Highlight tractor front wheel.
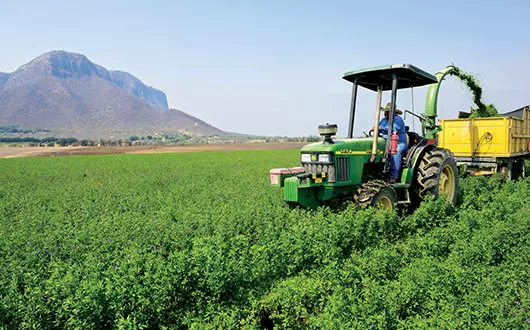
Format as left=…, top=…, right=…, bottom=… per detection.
left=354, top=180, right=397, bottom=212
left=416, top=148, right=458, bottom=204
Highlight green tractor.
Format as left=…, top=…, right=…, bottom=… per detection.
left=270, top=64, right=458, bottom=211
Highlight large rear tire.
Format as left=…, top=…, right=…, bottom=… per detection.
left=416, top=148, right=458, bottom=204
left=354, top=180, right=397, bottom=212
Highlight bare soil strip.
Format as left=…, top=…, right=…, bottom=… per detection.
left=0, top=143, right=306, bottom=159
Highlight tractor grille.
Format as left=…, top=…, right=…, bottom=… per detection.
left=302, top=163, right=335, bottom=182
left=336, top=157, right=350, bottom=182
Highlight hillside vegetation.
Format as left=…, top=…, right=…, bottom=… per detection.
left=0, top=150, right=529, bottom=329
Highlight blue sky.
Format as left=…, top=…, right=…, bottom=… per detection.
left=1, top=0, right=529, bottom=136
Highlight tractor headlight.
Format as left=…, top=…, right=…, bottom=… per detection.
left=301, top=153, right=332, bottom=163
left=318, top=154, right=331, bottom=163
left=301, top=153, right=311, bottom=163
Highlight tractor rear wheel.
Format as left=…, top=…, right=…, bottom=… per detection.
left=415, top=148, right=458, bottom=204
left=354, top=180, right=397, bottom=212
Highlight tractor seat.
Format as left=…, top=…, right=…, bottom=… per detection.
left=406, top=131, right=422, bottom=149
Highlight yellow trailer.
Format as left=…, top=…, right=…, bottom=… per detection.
left=438, top=105, right=530, bottom=179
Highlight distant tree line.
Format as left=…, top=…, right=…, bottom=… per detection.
left=0, top=137, right=59, bottom=143
left=0, top=136, right=159, bottom=147
left=0, top=137, right=140, bottom=147
left=0, top=137, right=78, bottom=146
left=0, top=134, right=324, bottom=147
left=261, top=136, right=322, bottom=143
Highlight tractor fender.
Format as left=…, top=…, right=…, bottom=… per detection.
left=405, top=143, right=436, bottom=176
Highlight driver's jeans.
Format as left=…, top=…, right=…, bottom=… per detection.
left=390, top=143, right=408, bottom=179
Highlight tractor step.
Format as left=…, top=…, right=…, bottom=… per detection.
left=392, top=183, right=411, bottom=204
left=391, top=183, right=410, bottom=189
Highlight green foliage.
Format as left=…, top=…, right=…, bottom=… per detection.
left=450, top=67, right=499, bottom=118
left=306, top=136, right=321, bottom=143
left=0, top=151, right=529, bottom=328
left=57, top=137, right=78, bottom=146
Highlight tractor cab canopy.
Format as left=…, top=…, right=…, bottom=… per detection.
left=342, top=64, right=439, bottom=175
left=342, top=64, right=438, bottom=91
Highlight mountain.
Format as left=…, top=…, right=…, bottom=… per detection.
left=109, top=70, right=168, bottom=109
left=0, top=73, right=9, bottom=88
left=0, top=50, right=225, bottom=138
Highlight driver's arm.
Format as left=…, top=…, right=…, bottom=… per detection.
left=393, top=116, right=405, bottom=133
left=378, top=120, right=388, bottom=134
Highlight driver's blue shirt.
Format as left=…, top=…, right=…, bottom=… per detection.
left=378, top=115, right=407, bottom=145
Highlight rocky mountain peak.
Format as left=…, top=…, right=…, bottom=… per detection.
left=110, top=70, right=168, bottom=109
left=18, top=50, right=98, bottom=78
left=3, top=50, right=168, bottom=109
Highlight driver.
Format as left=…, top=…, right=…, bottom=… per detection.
left=376, top=102, right=408, bottom=183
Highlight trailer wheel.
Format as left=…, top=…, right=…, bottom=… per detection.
left=512, top=159, right=526, bottom=180
left=497, top=159, right=525, bottom=180
left=416, top=148, right=458, bottom=204
left=354, top=180, right=397, bottom=212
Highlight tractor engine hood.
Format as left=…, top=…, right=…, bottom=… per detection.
left=301, top=137, right=386, bottom=155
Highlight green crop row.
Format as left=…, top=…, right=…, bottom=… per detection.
left=0, top=151, right=529, bottom=329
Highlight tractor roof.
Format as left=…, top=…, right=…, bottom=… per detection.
left=342, top=64, right=438, bottom=91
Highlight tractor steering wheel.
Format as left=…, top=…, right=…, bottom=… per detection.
left=369, top=129, right=386, bottom=138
